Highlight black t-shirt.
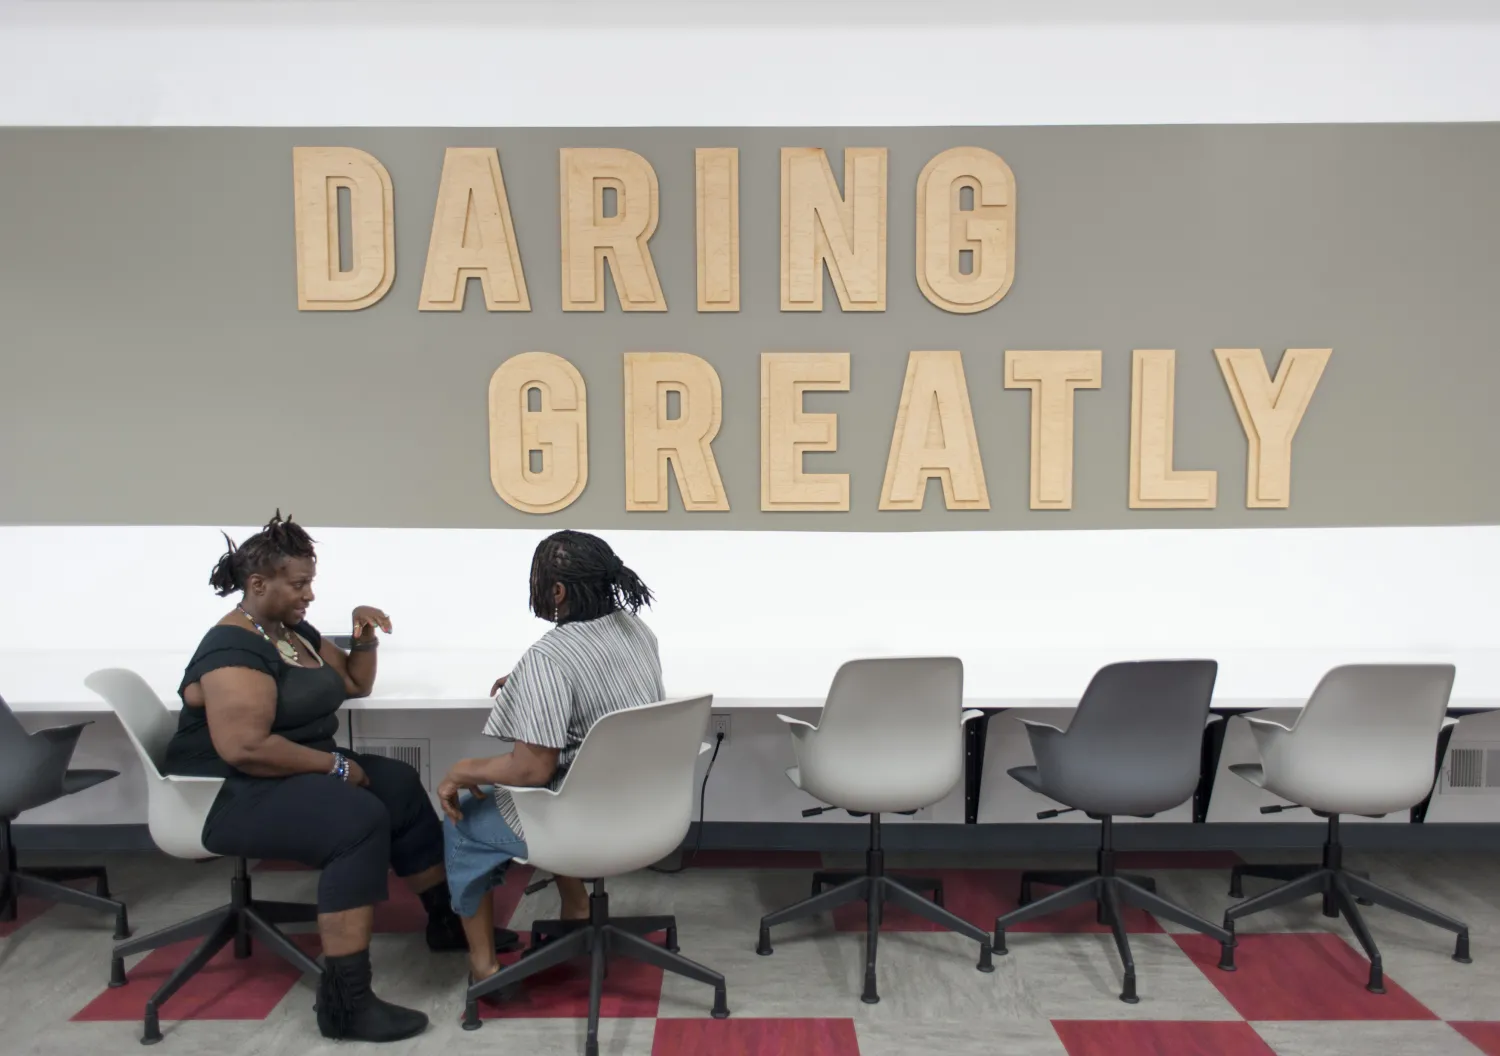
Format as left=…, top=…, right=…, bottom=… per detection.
left=163, top=622, right=347, bottom=778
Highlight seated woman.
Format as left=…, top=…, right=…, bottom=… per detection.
left=164, top=512, right=516, bottom=1044
left=436, top=529, right=663, bottom=990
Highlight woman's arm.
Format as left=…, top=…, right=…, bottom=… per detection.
left=318, top=606, right=391, bottom=699
left=201, top=667, right=349, bottom=779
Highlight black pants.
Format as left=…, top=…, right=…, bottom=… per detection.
left=202, top=752, right=445, bottom=913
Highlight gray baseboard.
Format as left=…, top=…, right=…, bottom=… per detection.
left=14, top=821, right=1500, bottom=856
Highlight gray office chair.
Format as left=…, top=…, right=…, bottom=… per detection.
left=1217, top=665, right=1470, bottom=993
left=0, top=695, right=129, bottom=938
left=756, top=658, right=994, bottom=1005
left=991, top=660, right=1233, bottom=1003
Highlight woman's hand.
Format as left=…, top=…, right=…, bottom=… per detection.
left=344, top=757, right=371, bottom=787
left=490, top=674, right=508, bottom=696
left=351, top=606, right=392, bottom=642
left=437, top=772, right=480, bottom=823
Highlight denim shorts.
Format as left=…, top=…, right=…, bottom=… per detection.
left=443, top=790, right=528, bottom=917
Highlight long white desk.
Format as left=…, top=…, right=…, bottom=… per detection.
left=7, top=647, right=1500, bottom=714
left=7, top=647, right=1498, bottom=829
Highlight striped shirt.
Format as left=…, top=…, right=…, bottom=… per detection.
left=483, top=610, right=664, bottom=839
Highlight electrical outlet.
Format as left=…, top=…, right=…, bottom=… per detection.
left=710, top=714, right=732, bottom=741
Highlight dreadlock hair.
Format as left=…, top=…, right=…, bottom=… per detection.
left=529, top=530, right=652, bottom=625
left=207, top=511, right=317, bottom=597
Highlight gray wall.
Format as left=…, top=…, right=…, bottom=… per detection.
left=2, top=125, right=1497, bottom=531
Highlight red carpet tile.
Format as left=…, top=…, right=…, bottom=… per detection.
left=1450, top=1023, right=1500, bottom=1055
left=1115, top=850, right=1243, bottom=870
left=477, top=934, right=664, bottom=1020
left=832, top=869, right=1162, bottom=935
left=73, top=933, right=322, bottom=1023
left=681, top=850, right=826, bottom=869
left=373, top=864, right=535, bottom=933
left=0, top=895, right=54, bottom=938
left=1052, top=1020, right=1275, bottom=1056
left=652, top=1018, right=859, bottom=1055
left=1174, top=933, right=1438, bottom=1021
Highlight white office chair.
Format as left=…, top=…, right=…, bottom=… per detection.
left=86, top=669, right=322, bottom=1045
left=755, top=657, right=994, bottom=1005
left=1217, top=664, right=1472, bottom=993
left=461, top=695, right=729, bottom=1056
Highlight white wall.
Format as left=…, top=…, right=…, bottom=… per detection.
left=6, top=1, right=1500, bottom=834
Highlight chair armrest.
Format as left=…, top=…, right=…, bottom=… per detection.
left=33, top=720, right=93, bottom=745
left=1441, top=716, right=1460, bottom=730
left=961, top=709, right=984, bottom=724
left=776, top=713, right=818, bottom=742
left=775, top=714, right=817, bottom=731
left=1244, top=716, right=1294, bottom=733
left=699, top=742, right=713, bottom=755
left=162, top=774, right=228, bottom=785
left=1016, top=718, right=1065, bottom=736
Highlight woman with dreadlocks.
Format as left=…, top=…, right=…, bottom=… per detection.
left=436, top=529, right=662, bottom=993
left=163, top=512, right=516, bottom=1043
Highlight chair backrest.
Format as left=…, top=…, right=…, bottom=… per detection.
left=85, top=669, right=222, bottom=859
left=0, top=695, right=50, bottom=818
left=84, top=669, right=176, bottom=779
left=796, top=657, right=966, bottom=813
left=516, top=695, right=711, bottom=879
left=1041, top=660, right=1218, bottom=816
left=1274, top=664, right=1455, bottom=813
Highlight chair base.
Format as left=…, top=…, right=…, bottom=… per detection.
left=1220, top=815, right=1471, bottom=993
left=109, top=858, right=320, bottom=1045
left=464, top=880, right=727, bottom=1056
left=757, top=814, right=994, bottom=1004
left=0, top=818, right=130, bottom=939
left=994, top=816, right=1233, bottom=1004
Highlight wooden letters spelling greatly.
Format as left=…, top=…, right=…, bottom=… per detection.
left=1004, top=350, right=1101, bottom=510
left=488, top=352, right=588, bottom=514
left=760, top=352, right=851, bottom=512
left=879, top=351, right=989, bottom=511
left=1217, top=348, right=1332, bottom=508
left=1130, top=349, right=1217, bottom=509
left=560, top=148, right=667, bottom=312
left=780, top=147, right=888, bottom=312
left=419, top=147, right=529, bottom=312
left=292, top=147, right=396, bottom=311
left=916, top=147, right=1016, bottom=314
left=623, top=353, right=730, bottom=511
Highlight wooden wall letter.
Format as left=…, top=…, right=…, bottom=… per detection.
left=559, top=148, right=667, bottom=312
left=780, top=147, right=887, bottom=312
left=760, top=352, right=850, bottom=512
left=488, top=352, right=588, bottom=514
left=879, top=351, right=989, bottom=511
left=1130, top=349, right=1217, bottom=509
left=419, top=147, right=529, bottom=312
left=696, top=148, right=740, bottom=312
left=916, top=147, right=1016, bottom=314
left=1217, top=348, right=1332, bottom=508
left=623, top=353, right=729, bottom=511
left=292, top=147, right=395, bottom=311
left=1003, top=350, right=1101, bottom=510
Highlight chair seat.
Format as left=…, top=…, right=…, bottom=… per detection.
left=1007, top=765, right=1046, bottom=796
left=1228, top=763, right=1266, bottom=788
left=63, top=769, right=119, bottom=796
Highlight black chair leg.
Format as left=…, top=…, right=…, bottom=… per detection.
left=1229, top=862, right=1317, bottom=898
left=1331, top=879, right=1384, bottom=994
left=242, top=908, right=322, bottom=977
left=12, top=872, right=129, bottom=938
left=140, top=916, right=237, bottom=1044
left=757, top=876, right=868, bottom=956
left=606, top=925, right=730, bottom=1017
left=464, top=928, right=591, bottom=1029
left=880, top=877, right=994, bottom=972
left=1223, top=868, right=1330, bottom=925
left=1115, top=878, right=1232, bottom=944
left=1342, top=872, right=1471, bottom=963
left=1100, top=880, right=1138, bottom=1004
left=861, top=869, right=884, bottom=1004
left=585, top=932, right=605, bottom=1056
left=811, top=870, right=859, bottom=896
left=27, top=864, right=111, bottom=897
left=0, top=872, right=16, bottom=922
left=993, top=877, right=1101, bottom=953
left=609, top=914, right=678, bottom=951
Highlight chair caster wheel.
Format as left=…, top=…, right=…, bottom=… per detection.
left=461, top=1001, right=482, bottom=1031
left=755, top=927, right=773, bottom=956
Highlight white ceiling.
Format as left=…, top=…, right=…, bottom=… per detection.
left=4, top=0, right=1500, bottom=26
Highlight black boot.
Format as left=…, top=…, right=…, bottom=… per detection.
left=316, top=949, right=428, bottom=1042
left=420, top=883, right=520, bottom=954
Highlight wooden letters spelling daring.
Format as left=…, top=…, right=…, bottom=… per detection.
left=560, top=148, right=667, bottom=312
left=916, top=147, right=1016, bottom=314
left=419, top=147, right=529, bottom=312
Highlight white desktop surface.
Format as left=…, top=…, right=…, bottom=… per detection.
left=5, top=646, right=1500, bottom=715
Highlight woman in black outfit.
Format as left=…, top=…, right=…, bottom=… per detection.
left=163, top=513, right=515, bottom=1043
